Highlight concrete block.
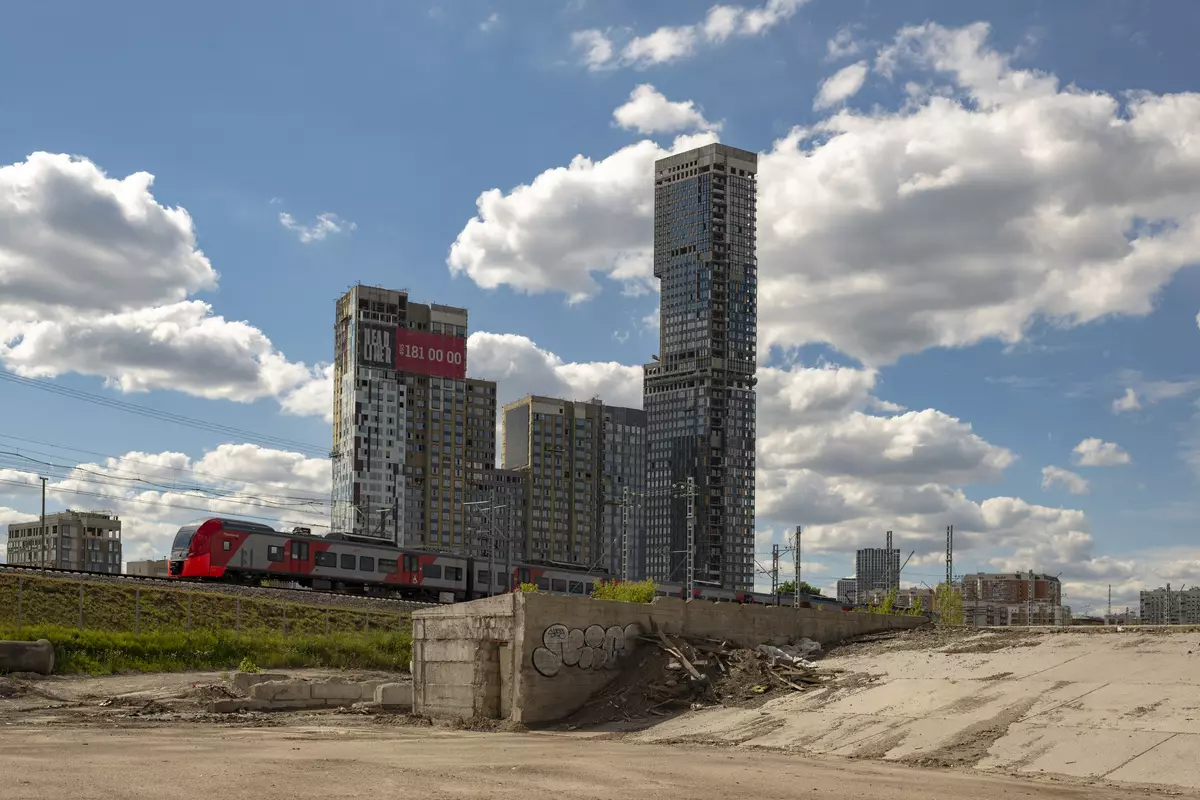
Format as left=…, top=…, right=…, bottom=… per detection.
left=420, top=640, right=479, bottom=661
left=210, top=698, right=269, bottom=713
left=375, top=682, right=413, bottom=710
left=249, top=680, right=311, bottom=702
left=422, top=662, right=476, bottom=685
left=311, top=680, right=366, bottom=701
left=0, top=639, right=54, bottom=675
left=232, top=672, right=288, bottom=695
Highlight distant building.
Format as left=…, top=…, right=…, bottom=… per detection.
left=645, top=143, right=759, bottom=591
left=600, top=404, right=647, bottom=579
left=855, top=548, right=900, bottom=595
left=962, top=572, right=1066, bottom=626
left=126, top=558, right=169, bottom=578
left=1140, top=585, right=1200, bottom=625
left=862, top=585, right=935, bottom=612
left=466, top=468, right=527, bottom=590
left=5, top=510, right=122, bottom=573
left=331, top=284, right=499, bottom=552
left=836, top=577, right=858, bottom=604
left=503, top=395, right=599, bottom=569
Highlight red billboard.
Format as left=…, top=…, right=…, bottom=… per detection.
left=394, top=328, right=467, bottom=379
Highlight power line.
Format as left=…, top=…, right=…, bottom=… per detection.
left=0, top=476, right=328, bottom=529
left=0, top=432, right=329, bottom=500
left=0, top=452, right=328, bottom=516
left=0, top=371, right=327, bottom=456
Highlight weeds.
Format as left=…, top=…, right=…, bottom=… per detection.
left=0, top=625, right=413, bottom=675
left=591, top=579, right=657, bottom=604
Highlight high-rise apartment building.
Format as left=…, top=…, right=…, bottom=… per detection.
left=332, top=285, right=499, bottom=554
left=644, top=143, right=758, bottom=591
left=1140, top=586, right=1200, bottom=625
left=601, top=405, right=647, bottom=578
left=502, top=396, right=604, bottom=568
left=5, top=510, right=122, bottom=573
left=855, top=548, right=901, bottom=595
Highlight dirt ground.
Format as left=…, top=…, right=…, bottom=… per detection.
left=0, top=668, right=401, bottom=727
left=0, top=723, right=1182, bottom=800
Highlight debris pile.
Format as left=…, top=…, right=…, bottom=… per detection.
left=562, top=630, right=840, bottom=728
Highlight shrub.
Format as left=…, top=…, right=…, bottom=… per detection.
left=518, top=583, right=539, bottom=593
left=0, top=625, right=413, bottom=675
left=238, top=656, right=260, bottom=674
left=591, top=579, right=657, bottom=604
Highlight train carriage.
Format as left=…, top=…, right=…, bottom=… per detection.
left=167, top=517, right=860, bottom=611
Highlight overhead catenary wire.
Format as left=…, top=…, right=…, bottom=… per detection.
left=0, top=371, right=327, bottom=456
left=0, top=431, right=330, bottom=500
left=0, top=452, right=329, bottom=516
left=0, top=445, right=328, bottom=505
left=0, top=476, right=328, bottom=529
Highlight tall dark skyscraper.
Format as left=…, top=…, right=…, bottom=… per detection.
left=644, top=143, right=758, bottom=591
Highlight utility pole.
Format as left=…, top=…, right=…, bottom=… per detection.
left=771, top=543, right=780, bottom=606
left=945, top=525, right=953, bottom=589
left=621, top=484, right=630, bottom=581
left=39, top=476, right=47, bottom=572
left=794, top=525, right=802, bottom=609
left=685, top=476, right=695, bottom=602
left=1108, top=584, right=1112, bottom=624
left=885, top=530, right=894, bottom=594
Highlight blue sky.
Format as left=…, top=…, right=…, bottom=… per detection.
left=2, top=0, right=1199, bottom=613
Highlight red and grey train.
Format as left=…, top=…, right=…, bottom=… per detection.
left=168, top=517, right=847, bottom=607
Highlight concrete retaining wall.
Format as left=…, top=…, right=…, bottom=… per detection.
left=412, top=593, right=927, bottom=725
left=411, top=594, right=516, bottom=720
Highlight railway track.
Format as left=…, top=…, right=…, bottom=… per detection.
left=0, top=563, right=437, bottom=614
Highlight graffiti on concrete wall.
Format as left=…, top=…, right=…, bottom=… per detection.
left=531, top=622, right=642, bottom=678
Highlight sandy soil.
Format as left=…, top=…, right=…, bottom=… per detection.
left=0, top=723, right=1180, bottom=800
left=0, top=669, right=402, bottom=727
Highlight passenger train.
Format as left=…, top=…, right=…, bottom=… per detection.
left=168, top=517, right=850, bottom=608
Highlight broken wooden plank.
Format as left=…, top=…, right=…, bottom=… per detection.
left=657, top=630, right=705, bottom=682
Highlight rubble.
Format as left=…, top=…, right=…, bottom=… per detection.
left=560, top=629, right=840, bottom=729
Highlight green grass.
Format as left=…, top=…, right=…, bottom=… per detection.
left=0, top=625, right=412, bottom=675
left=0, top=572, right=409, bottom=636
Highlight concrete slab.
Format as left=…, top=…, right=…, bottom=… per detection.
left=980, top=723, right=1176, bottom=779
left=1027, top=682, right=1200, bottom=733
left=1106, top=732, right=1200, bottom=788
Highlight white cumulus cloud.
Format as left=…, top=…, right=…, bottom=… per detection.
left=278, top=211, right=356, bottom=243
left=574, top=0, right=809, bottom=69
left=0, top=152, right=333, bottom=420
left=1112, top=387, right=1142, bottom=413
left=1041, top=465, right=1090, bottom=494
left=463, top=21, right=1200, bottom=367
left=813, top=60, right=869, bottom=109
left=1073, top=438, right=1132, bottom=467
left=613, top=84, right=722, bottom=134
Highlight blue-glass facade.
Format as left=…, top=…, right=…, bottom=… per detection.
left=643, top=144, right=758, bottom=591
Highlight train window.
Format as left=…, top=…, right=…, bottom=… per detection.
left=568, top=580, right=583, bottom=595
left=517, top=567, right=531, bottom=585
left=535, top=577, right=550, bottom=591
left=551, top=579, right=567, bottom=593
left=424, top=564, right=442, bottom=579
left=495, top=573, right=509, bottom=588
left=267, top=545, right=284, bottom=562
left=585, top=583, right=594, bottom=596
left=222, top=540, right=231, bottom=551
left=314, top=552, right=337, bottom=568
left=359, top=556, right=375, bottom=572
left=340, top=553, right=356, bottom=570
left=445, top=566, right=462, bottom=581
left=402, top=554, right=418, bottom=573
left=478, top=570, right=490, bottom=586
left=290, top=541, right=309, bottom=561
left=378, top=558, right=397, bottom=574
